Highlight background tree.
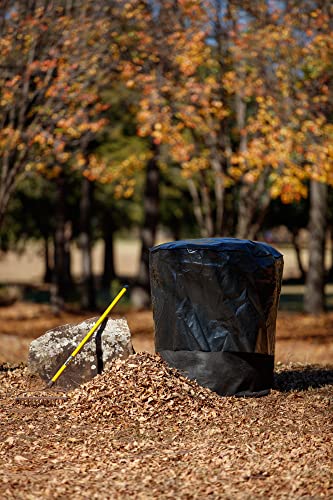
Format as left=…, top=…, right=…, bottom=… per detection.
left=0, top=174, right=57, bottom=282
left=1, top=0, right=333, bottom=315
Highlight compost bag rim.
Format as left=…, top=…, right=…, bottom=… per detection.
left=150, top=237, right=283, bottom=259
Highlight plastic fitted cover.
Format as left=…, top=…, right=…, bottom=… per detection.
left=150, top=238, right=284, bottom=397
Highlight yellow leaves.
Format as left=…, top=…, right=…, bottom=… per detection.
left=24, top=162, right=34, bottom=172
left=137, top=124, right=150, bottom=138
left=223, top=71, right=236, bottom=94
left=90, top=152, right=149, bottom=199
left=204, top=76, right=216, bottom=86
left=243, top=172, right=257, bottom=184
left=175, top=55, right=193, bottom=76
left=270, top=174, right=308, bottom=204
left=230, top=154, right=245, bottom=166
left=313, top=94, right=328, bottom=103
left=58, top=152, right=70, bottom=163
left=35, top=162, right=45, bottom=172
left=67, top=127, right=80, bottom=138
left=182, top=157, right=209, bottom=178
left=139, top=98, right=150, bottom=111
left=49, top=165, right=63, bottom=178
left=88, top=67, right=97, bottom=77
left=301, top=117, right=327, bottom=138
left=76, top=154, right=86, bottom=168
left=151, top=121, right=170, bottom=145
left=0, top=90, right=14, bottom=106
left=229, top=167, right=243, bottom=180
left=5, top=75, right=21, bottom=88
left=0, top=127, right=21, bottom=149
left=270, top=184, right=280, bottom=199
left=120, top=61, right=136, bottom=80
left=116, top=185, right=134, bottom=199
left=121, top=154, right=146, bottom=172
left=30, top=162, right=64, bottom=179
left=33, top=133, right=46, bottom=146
left=302, top=136, right=333, bottom=185
left=305, top=151, right=316, bottom=163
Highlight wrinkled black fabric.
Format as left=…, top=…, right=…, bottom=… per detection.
left=160, top=351, right=274, bottom=397
left=150, top=238, right=283, bottom=396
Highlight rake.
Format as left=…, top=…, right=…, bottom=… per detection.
left=15, top=285, right=128, bottom=406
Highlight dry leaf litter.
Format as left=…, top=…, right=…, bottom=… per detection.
left=0, top=352, right=332, bottom=499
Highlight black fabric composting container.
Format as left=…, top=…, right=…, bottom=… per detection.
left=150, top=238, right=284, bottom=397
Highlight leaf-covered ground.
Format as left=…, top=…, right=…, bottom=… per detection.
left=1, top=353, right=332, bottom=499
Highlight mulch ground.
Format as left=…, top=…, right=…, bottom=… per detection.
left=0, top=353, right=332, bottom=499
left=0, top=302, right=332, bottom=498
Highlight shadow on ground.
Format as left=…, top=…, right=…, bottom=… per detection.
left=274, top=367, right=333, bottom=392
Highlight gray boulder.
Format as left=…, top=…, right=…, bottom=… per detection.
left=28, top=317, right=134, bottom=388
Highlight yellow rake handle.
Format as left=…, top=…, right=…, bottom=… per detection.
left=47, top=286, right=128, bottom=388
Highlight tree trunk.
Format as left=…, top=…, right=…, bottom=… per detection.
left=137, top=144, right=160, bottom=306
left=43, top=236, right=53, bottom=283
left=211, top=156, right=225, bottom=236
left=102, top=219, right=115, bottom=290
left=187, top=178, right=206, bottom=236
left=236, top=183, right=253, bottom=239
left=328, top=225, right=333, bottom=282
left=304, top=180, right=327, bottom=314
left=53, top=176, right=72, bottom=310
left=79, top=177, right=95, bottom=310
left=290, top=228, right=306, bottom=281
left=187, top=173, right=215, bottom=238
left=236, top=168, right=271, bottom=239
left=200, top=178, right=214, bottom=238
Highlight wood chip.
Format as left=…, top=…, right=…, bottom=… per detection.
left=0, top=353, right=332, bottom=498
